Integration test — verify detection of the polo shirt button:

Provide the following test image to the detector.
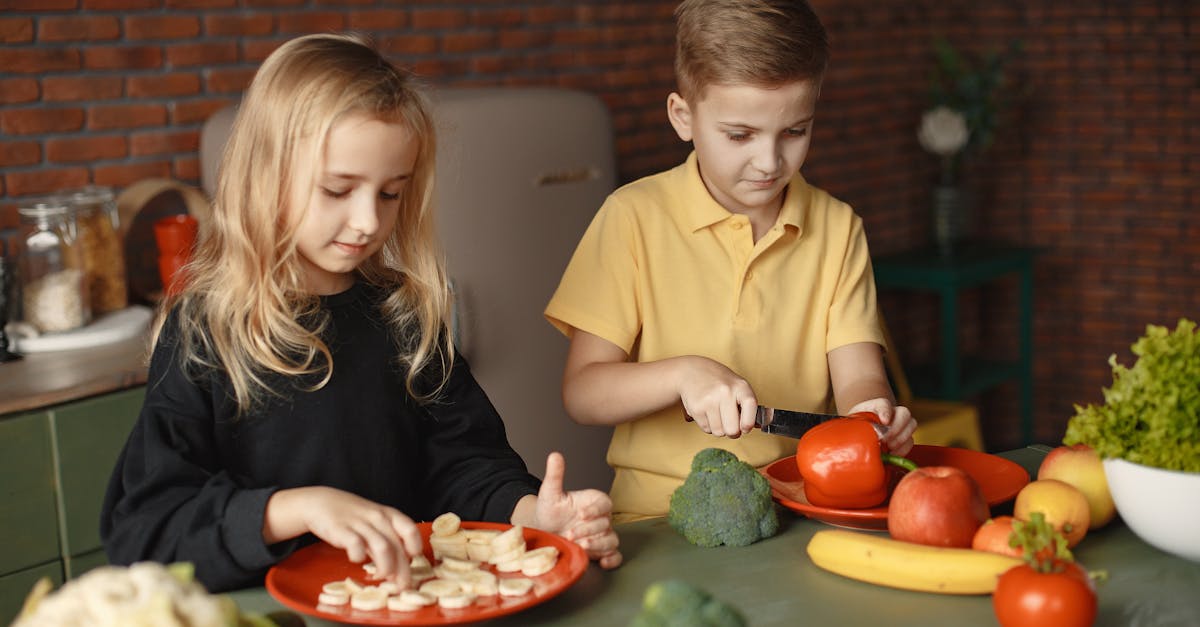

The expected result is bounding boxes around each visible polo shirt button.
[745,271,754,281]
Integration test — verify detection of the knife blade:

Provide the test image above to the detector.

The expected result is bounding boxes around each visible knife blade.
[755,406,889,440]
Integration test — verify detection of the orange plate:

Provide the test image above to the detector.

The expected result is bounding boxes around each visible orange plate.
[266,521,587,626]
[762,444,1030,531]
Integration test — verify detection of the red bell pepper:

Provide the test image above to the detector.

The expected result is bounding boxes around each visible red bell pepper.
[794,412,917,509]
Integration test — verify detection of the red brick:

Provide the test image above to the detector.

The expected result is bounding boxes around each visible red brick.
[42,76,123,102]
[45,135,128,163]
[381,34,437,56]
[130,129,199,156]
[172,155,201,182]
[205,67,257,94]
[471,8,523,28]
[498,30,553,50]
[168,0,235,8]
[4,168,90,197]
[243,0,304,7]
[125,15,200,40]
[347,10,408,31]
[87,104,168,130]
[38,15,120,42]
[82,0,159,8]
[204,13,274,37]
[2,0,76,9]
[165,42,238,67]
[412,9,469,30]
[126,72,201,98]
[171,98,235,125]
[0,48,80,74]
[440,31,495,54]
[0,17,33,43]
[527,6,574,25]
[2,108,85,135]
[92,161,173,188]
[315,0,371,6]
[277,11,346,34]
[83,46,162,71]
[0,78,39,104]
[0,141,41,168]
[242,38,288,63]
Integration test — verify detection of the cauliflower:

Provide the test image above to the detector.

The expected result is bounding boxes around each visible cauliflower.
[9,562,297,627]
[627,579,745,627]
[667,448,779,547]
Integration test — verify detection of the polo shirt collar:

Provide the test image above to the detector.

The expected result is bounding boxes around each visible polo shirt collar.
[679,151,808,237]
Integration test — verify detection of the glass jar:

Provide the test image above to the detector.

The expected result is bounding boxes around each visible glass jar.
[62,185,128,314]
[17,200,90,333]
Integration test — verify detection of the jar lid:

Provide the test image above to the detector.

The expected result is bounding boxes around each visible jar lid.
[17,200,71,219]
[61,184,115,208]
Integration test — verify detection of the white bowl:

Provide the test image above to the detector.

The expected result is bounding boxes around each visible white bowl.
[1103,458,1200,562]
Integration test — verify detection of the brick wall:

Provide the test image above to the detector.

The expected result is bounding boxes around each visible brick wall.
[1,1,1196,451]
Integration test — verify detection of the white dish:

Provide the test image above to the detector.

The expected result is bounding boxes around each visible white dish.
[8,305,153,353]
[1103,458,1200,562]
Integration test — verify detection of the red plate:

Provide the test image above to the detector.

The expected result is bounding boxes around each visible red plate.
[266,521,587,625]
[762,444,1030,530]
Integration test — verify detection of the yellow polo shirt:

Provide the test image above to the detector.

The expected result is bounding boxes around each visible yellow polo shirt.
[545,152,883,521]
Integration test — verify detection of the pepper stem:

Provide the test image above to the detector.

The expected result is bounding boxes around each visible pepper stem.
[881,453,918,473]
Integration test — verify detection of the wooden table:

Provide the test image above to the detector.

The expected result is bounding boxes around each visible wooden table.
[229,446,1200,627]
[0,332,149,416]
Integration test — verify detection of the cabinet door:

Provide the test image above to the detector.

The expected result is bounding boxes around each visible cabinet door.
[51,387,145,558]
[0,412,60,576]
[0,562,63,626]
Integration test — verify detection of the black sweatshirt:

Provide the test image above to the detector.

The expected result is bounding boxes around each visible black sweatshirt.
[100,282,541,592]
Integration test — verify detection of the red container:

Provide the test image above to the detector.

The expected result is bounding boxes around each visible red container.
[153,214,198,258]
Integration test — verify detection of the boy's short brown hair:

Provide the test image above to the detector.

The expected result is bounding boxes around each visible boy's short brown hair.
[674,0,829,100]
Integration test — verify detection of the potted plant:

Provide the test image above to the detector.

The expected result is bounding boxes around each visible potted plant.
[1063,319,1200,562]
[916,38,1020,253]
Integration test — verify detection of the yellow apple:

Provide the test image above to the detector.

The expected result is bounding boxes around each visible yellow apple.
[1014,479,1091,548]
[1038,444,1116,529]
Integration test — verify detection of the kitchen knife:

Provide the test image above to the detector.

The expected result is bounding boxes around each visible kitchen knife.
[755,406,889,439]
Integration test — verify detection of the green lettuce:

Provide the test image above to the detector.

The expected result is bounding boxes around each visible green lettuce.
[1064,319,1200,473]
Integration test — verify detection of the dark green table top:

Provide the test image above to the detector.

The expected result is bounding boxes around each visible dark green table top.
[229,446,1200,626]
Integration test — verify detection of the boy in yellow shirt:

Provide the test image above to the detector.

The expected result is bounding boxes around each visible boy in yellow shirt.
[545,0,917,522]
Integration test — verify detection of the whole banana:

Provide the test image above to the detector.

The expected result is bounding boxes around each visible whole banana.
[806,529,1022,594]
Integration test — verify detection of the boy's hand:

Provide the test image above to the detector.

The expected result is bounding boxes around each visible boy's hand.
[846,398,917,456]
[677,356,758,438]
[268,486,423,587]
[528,452,623,569]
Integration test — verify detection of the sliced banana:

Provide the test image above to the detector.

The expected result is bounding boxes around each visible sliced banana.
[520,554,556,577]
[362,562,378,578]
[397,590,436,607]
[321,581,350,595]
[431,512,462,537]
[410,554,432,569]
[498,577,535,597]
[524,546,560,561]
[494,558,524,573]
[439,556,481,573]
[386,598,421,612]
[410,566,436,583]
[341,577,365,594]
[419,579,462,598]
[489,545,525,565]
[350,587,388,611]
[377,581,402,595]
[466,542,493,563]
[317,590,349,606]
[430,534,469,561]
[437,593,475,609]
[491,525,525,554]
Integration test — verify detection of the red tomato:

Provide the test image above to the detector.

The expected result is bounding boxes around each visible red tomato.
[993,561,1097,627]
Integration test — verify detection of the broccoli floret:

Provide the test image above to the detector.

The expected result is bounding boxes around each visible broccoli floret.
[628,579,746,627]
[668,447,779,547]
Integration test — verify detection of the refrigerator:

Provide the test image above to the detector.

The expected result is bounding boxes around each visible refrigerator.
[430,87,617,491]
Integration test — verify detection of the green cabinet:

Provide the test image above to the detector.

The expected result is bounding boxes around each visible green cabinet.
[0,386,144,623]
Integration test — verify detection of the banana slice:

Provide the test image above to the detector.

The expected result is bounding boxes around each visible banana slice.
[430,534,469,561]
[437,593,475,609]
[491,525,525,554]
[494,558,524,573]
[520,554,556,577]
[410,554,432,569]
[362,562,378,578]
[498,577,534,597]
[397,590,436,607]
[377,581,402,595]
[350,587,388,611]
[317,590,349,606]
[431,512,462,537]
[439,556,481,573]
[341,577,365,594]
[410,566,436,583]
[321,581,350,595]
[386,598,421,612]
[488,545,525,565]
[419,579,462,598]
[466,542,493,563]
[524,546,560,561]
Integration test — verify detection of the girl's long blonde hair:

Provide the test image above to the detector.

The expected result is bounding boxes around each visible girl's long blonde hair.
[162,32,452,413]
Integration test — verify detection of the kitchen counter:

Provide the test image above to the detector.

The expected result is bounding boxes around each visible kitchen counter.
[229,446,1200,626]
[0,332,149,416]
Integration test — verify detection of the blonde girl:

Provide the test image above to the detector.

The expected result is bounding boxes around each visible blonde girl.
[102,33,621,593]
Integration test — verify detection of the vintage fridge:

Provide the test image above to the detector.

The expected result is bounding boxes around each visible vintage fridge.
[431,88,617,491]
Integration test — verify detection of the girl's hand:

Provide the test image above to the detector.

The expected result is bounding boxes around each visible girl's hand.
[524,452,623,569]
[676,356,758,438]
[266,486,423,586]
[846,397,917,456]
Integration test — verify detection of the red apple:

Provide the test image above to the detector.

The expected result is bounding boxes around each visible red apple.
[888,465,990,548]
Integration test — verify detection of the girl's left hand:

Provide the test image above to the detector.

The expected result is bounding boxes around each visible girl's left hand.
[846,397,917,456]
[529,452,623,569]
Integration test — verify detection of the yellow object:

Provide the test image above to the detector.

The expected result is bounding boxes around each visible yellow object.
[879,311,984,451]
[806,529,1021,595]
[545,152,884,519]
[1014,479,1091,547]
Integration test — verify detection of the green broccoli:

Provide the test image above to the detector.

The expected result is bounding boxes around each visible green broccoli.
[628,579,746,627]
[668,447,779,547]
